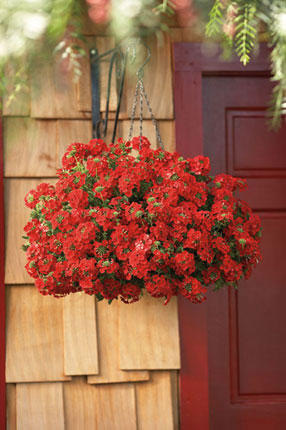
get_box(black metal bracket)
[90,46,127,143]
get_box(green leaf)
[234,2,258,66]
[213,278,225,291]
[206,0,224,38]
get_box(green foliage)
[269,38,286,128]
[0,0,86,111]
[234,1,258,66]
[221,32,234,60]
[155,0,176,16]
[265,1,286,127]
[206,0,223,37]
[205,0,259,64]
[1,0,286,127]
[46,0,79,40]
[205,0,286,127]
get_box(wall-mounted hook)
[90,46,127,142]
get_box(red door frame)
[0,118,5,427]
[173,43,271,430]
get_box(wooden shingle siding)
[6,383,16,430]
[4,118,57,177]
[63,294,99,376]
[119,295,181,370]
[87,300,150,384]
[17,383,65,430]
[3,65,30,117]
[64,377,137,430]
[30,62,90,119]
[3,29,196,428]
[6,286,70,383]
[136,372,175,430]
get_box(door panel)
[226,110,286,174]
[237,214,286,395]
[203,76,286,429]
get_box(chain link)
[141,81,163,149]
[127,76,164,150]
[139,79,143,149]
[127,79,140,142]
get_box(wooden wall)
[4,28,201,429]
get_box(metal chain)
[127,41,164,150]
[127,76,164,150]
[141,81,164,149]
[139,78,144,149]
[127,79,140,142]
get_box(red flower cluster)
[23,137,262,304]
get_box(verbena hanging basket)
[23,136,262,304]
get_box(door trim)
[173,42,270,430]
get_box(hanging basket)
[23,137,262,304]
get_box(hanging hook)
[90,45,127,142]
[136,42,151,80]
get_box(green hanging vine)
[204,0,286,127]
[1,0,286,126]
[234,1,257,66]
[205,0,224,38]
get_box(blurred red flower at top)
[86,0,110,24]
[172,0,197,27]
[172,0,190,10]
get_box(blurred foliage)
[204,0,286,127]
[1,0,286,126]
[0,0,183,108]
[0,0,85,107]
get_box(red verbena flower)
[23,136,262,303]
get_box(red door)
[174,44,286,429]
